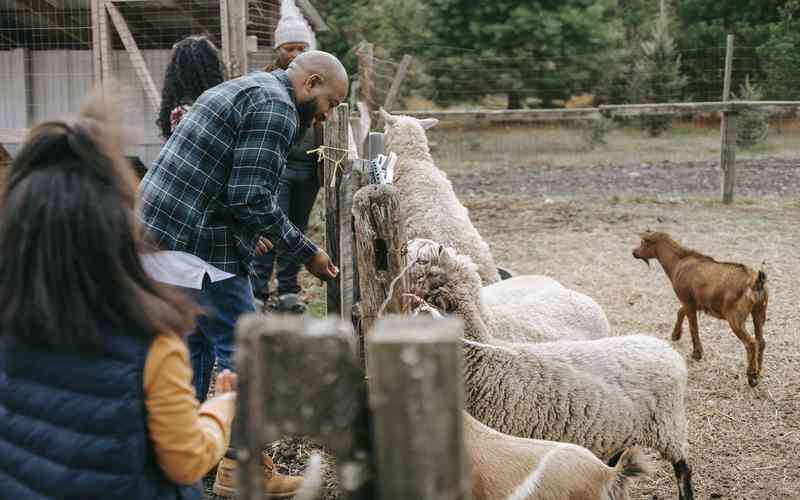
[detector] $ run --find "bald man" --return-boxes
[139,49,348,407]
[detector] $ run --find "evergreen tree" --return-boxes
[629,14,688,136]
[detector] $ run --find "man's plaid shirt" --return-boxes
[138,70,317,276]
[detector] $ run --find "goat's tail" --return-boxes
[606,447,652,500]
[754,270,767,292]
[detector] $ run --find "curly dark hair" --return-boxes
[157,35,225,139]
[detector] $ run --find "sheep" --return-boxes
[632,230,769,387]
[407,239,611,343]
[407,241,694,500]
[380,109,501,285]
[464,411,651,500]
[481,275,612,342]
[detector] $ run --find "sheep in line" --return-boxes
[407,239,611,343]
[464,411,651,500]
[407,241,694,500]
[482,275,612,342]
[380,109,501,285]
[632,230,769,387]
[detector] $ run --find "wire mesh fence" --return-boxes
[0,0,282,164]
[361,43,799,178]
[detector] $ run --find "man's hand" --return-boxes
[255,237,273,257]
[305,248,339,281]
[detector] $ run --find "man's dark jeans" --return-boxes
[184,274,255,402]
[252,165,320,300]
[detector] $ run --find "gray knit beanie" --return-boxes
[274,15,312,49]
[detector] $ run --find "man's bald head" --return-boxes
[287,50,349,101]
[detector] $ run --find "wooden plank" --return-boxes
[368,316,468,500]
[324,104,349,317]
[98,0,113,88]
[91,0,102,86]
[219,0,230,76]
[720,34,736,204]
[382,54,413,112]
[352,184,407,373]
[105,0,161,110]
[356,42,375,113]
[225,0,248,78]
[235,314,375,500]
[0,129,29,143]
[339,164,356,324]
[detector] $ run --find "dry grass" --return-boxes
[427,120,800,174]
[467,195,800,499]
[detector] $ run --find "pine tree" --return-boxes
[735,76,770,148]
[629,14,688,136]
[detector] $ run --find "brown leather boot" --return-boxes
[212,455,237,497]
[211,451,304,498]
[262,451,304,499]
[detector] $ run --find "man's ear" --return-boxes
[305,73,323,91]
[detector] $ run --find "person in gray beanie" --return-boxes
[252,15,323,314]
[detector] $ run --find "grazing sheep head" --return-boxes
[406,238,480,313]
[632,230,670,265]
[380,108,439,155]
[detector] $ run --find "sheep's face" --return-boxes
[405,239,478,314]
[380,109,438,154]
[632,231,660,264]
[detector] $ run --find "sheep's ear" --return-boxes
[379,108,397,126]
[417,118,439,130]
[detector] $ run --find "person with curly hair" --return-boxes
[252,16,322,314]
[157,35,225,140]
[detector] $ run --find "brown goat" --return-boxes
[632,231,768,387]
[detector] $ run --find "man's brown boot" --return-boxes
[212,450,304,498]
[262,451,304,498]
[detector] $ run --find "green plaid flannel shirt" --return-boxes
[138,70,317,276]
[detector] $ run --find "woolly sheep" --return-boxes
[380,109,501,285]
[408,242,694,500]
[464,411,651,500]
[407,240,611,343]
[481,275,612,342]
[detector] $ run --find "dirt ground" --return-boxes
[457,156,800,499]
[206,156,800,500]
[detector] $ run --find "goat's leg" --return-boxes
[729,319,759,387]
[672,306,686,341]
[752,301,767,377]
[686,308,703,360]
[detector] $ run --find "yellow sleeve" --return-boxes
[143,334,236,484]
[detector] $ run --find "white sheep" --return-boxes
[380,109,501,285]
[464,411,651,500]
[408,242,694,500]
[408,239,611,343]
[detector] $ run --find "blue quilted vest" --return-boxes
[0,332,203,500]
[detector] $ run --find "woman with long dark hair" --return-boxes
[0,93,237,499]
[157,35,225,139]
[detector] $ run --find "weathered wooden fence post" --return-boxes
[374,54,413,129]
[235,314,375,500]
[324,104,350,316]
[720,34,738,204]
[221,0,248,78]
[352,182,406,370]
[356,42,376,115]
[368,316,469,500]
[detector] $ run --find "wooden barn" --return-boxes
[0,0,327,164]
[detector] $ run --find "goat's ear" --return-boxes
[379,108,397,126]
[418,118,439,130]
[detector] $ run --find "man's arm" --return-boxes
[228,99,317,263]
